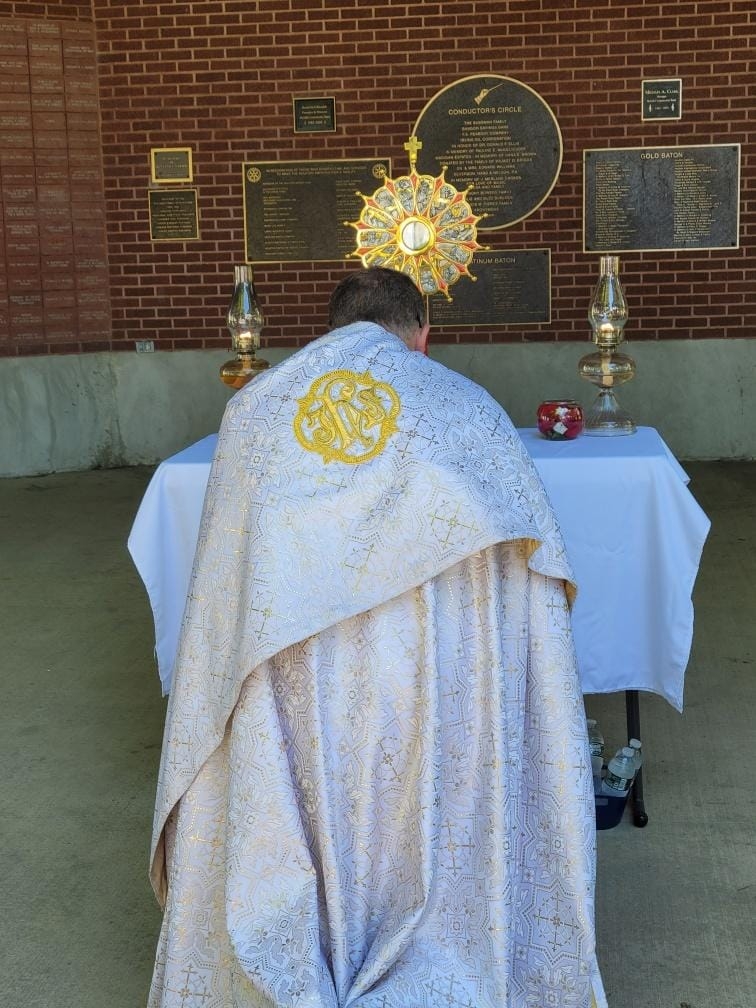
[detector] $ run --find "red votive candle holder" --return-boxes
[537,400,584,440]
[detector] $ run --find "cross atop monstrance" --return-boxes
[404,134,422,170]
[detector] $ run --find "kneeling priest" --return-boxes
[148,267,605,1008]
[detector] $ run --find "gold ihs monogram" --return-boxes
[293,369,401,464]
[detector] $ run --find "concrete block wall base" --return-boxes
[1,340,754,477]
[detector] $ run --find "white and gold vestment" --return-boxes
[148,322,606,1008]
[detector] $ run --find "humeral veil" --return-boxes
[148,322,606,1008]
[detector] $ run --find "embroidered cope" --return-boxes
[148,322,605,1008]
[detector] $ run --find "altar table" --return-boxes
[128,427,710,711]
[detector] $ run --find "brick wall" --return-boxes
[2,0,754,355]
[0,12,111,355]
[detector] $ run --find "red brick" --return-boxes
[0,3,751,355]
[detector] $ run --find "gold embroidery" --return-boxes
[293,369,400,464]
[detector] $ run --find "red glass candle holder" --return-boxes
[537,400,584,440]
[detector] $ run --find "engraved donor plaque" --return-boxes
[428,250,550,327]
[413,75,562,231]
[642,79,682,121]
[293,97,336,133]
[149,189,199,241]
[243,159,390,263]
[584,144,740,252]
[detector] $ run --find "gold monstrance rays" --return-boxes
[346,136,486,299]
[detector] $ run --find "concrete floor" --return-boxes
[1,461,754,1007]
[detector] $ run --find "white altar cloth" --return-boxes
[128,426,709,710]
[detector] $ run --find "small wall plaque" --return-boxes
[149,188,199,241]
[150,147,193,183]
[642,79,682,121]
[293,97,336,133]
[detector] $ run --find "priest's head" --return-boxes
[328,267,429,354]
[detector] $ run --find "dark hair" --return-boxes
[328,267,426,339]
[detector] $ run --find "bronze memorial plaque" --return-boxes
[148,188,199,241]
[413,75,562,231]
[243,159,390,263]
[584,144,740,252]
[151,147,193,183]
[428,250,550,327]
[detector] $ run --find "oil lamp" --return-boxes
[220,264,269,389]
[578,255,636,435]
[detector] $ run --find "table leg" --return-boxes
[625,689,649,827]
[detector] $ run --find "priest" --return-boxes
[148,267,605,1008]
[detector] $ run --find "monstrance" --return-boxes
[346,136,485,299]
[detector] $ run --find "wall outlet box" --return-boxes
[135,340,155,353]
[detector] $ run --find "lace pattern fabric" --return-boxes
[150,546,599,1007]
[148,323,604,1006]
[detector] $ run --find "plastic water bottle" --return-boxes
[586,718,604,777]
[603,746,636,795]
[628,738,643,773]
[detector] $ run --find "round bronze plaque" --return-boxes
[413,75,563,231]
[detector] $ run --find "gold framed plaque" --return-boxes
[150,147,193,184]
[148,188,200,241]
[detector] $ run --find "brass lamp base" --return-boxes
[219,351,270,390]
